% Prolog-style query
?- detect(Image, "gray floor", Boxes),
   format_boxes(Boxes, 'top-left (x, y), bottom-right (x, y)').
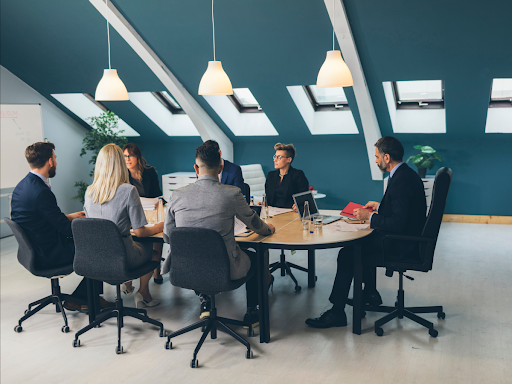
top-left (1, 223), bottom-right (512, 384)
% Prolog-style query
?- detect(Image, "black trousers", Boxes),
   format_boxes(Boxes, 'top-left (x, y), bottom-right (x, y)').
top-left (329, 232), bottom-right (385, 308)
top-left (70, 278), bottom-right (103, 301)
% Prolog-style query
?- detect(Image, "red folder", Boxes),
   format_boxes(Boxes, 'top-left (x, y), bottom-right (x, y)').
top-left (340, 202), bottom-right (373, 218)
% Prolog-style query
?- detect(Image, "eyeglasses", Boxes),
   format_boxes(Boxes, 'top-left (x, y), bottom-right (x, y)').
top-left (273, 155), bottom-right (289, 160)
top-left (124, 155), bottom-right (135, 159)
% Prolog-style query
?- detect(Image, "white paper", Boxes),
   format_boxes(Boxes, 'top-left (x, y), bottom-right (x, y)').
top-left (234, 217), bottom-right (252, 236)
top-left (325, 221), bottom-right (359, 232)
top-left (140, 197), bottom-right (159, 210)
top-left (261, 206), bottom-right (293, 218)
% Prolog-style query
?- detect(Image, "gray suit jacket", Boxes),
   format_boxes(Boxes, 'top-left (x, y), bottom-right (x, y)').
top-left (163, 174), bottom-right (272, 280)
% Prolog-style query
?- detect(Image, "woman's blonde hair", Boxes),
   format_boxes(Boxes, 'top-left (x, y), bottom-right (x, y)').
top-left (87, 144), bottom-right (130, 204)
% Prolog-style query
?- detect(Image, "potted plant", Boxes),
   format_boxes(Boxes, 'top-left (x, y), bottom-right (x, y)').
top-left (72, 111), bottom-right (127, 203)
top-left (405, 145), bottom-right (442, 178)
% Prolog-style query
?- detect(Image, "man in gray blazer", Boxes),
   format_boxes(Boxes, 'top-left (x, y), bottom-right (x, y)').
top-left (164, 142), bottom-right (275, 326)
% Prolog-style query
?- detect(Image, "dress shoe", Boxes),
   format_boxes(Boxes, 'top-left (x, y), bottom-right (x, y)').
top-left (243, 307), bottom-right (259, 329)
top-left (63, 301), bottom-right (88, 313)
top-left (153, 277), bottom-right (163, 285)
top-left (363, 289), bottom-right (383, 306)
top-left (120, 282), bottom-right (134, 295)
top-left (305, 308), bottom-right (347, 328)
top-left (134, 292), bottom-right (160, 309)
top-left (99, 297), bottom-right (115, 309)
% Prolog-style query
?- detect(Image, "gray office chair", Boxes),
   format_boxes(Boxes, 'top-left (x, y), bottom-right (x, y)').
top-left (5, 217), bottom-right (86, 334)
top-left (71, 218), bottom-right (165, 354)
top-left (165, 227), bottom-right (254, 368)
top-left (362, 167), bottom-right (452, 337)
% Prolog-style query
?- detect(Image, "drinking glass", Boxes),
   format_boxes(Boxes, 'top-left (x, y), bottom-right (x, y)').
top-left (313, 214), bottom-right (323, 229)
top-left (145, 209), bottom-right (156, 225)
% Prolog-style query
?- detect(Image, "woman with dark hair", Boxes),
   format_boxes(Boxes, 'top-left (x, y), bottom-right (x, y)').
top-left (123, 143), bottom-right (165, 284)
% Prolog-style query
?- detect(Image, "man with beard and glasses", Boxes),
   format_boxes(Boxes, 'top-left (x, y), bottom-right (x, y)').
top-left (305, 136), bottom-right (427, 328)
top-left (11, 142), bottom-right (112, 312)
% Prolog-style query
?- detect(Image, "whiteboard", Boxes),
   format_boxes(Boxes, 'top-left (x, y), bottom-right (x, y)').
top-left (1, 104), bottom-right (45, 189)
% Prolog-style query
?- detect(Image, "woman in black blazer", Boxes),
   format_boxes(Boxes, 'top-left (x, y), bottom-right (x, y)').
top-left (123, 143), bottom-right (165, 284)
top-left (264, 143), bottom-right (309, 209)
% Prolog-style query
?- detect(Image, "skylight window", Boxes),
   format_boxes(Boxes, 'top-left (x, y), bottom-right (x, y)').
top-left (129, 92), bottom-right (199, 136)
top-left (490, 78), bottom-right (512, 108)
top-left (304, 85), bottom-right (349, 111)
top-left (228, 88), bottom-right (262, 113)
top-left (51, 93), bottom-right (139, 136)
top-left (152, 91), bottom-right (184, 114)
top-left (393, 80), bottom-right (444, 109)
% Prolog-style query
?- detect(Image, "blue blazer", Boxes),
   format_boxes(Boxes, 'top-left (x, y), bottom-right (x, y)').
top-left (221, 160), bottom-right (245, 193)
top-left (11, 173), bottom-right (74, 269)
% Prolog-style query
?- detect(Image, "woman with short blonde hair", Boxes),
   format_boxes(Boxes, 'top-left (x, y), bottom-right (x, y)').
top-left (84, 144), bottom-right (163, 308)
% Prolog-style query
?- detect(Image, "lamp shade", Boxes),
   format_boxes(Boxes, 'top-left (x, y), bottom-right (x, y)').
top-left (198, 61), bottom-right (233, 95)
top-left (95, 69), bottom-right (129, 101)
top-left (316, 50), bottom-right (353, 88)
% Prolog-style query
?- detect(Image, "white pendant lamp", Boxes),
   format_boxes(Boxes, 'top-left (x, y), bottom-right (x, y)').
top-left (316, 0), bottom-right (353, 88)
top-left (198, 0), bottom-right (233, 95)
top-left (95, 0), bottom-right (129, 101)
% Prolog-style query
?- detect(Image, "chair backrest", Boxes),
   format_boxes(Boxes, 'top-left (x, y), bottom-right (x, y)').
top-left (240, 164), bottom-right (265, 202)
top-left (420, 167), bottom-right (452, 267)
top-left (244, 183), bottom-right (251, 204)
top-left (4, 217), bottom-right (37, 273)
top-left (71, 218), bottom-right (130, 282)
top-left (169, 227), bottom-right (233, 292)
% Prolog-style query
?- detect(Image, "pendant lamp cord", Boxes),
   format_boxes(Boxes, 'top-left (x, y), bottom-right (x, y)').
top-left (106, 0), bottom-right (111, 69)
top-left (332, 0), bottom-right (335, 51)
top-left (212, 0), bottom-right (216, 61)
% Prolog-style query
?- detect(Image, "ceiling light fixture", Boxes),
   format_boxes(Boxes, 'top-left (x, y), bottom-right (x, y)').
top-left (198, 0), bottom-right (233, 95)
top-left (316, 0), bottom-right (353, 88)
top-left (95, 0), bottom-right (129, 101)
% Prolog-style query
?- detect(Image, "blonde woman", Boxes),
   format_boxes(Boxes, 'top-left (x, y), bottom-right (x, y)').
top-left (84, 144), bottom-right (163, 308)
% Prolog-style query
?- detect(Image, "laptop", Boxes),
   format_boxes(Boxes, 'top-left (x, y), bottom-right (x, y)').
top-left (292, 191), bottom-right (342, 225)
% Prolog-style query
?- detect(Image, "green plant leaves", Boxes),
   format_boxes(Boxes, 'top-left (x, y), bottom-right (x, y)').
top-left (413, 145), bottom-right (423, 150)
top-left (420, 146), bottom-right (436, 154)
top-left (432, 153), bottom-right (443, 162)
top-left (412, 154), bottom-right (427, 165)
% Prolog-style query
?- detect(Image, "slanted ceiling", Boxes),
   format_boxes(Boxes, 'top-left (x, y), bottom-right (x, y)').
top-left (1, 0), bottom-right (512, 144)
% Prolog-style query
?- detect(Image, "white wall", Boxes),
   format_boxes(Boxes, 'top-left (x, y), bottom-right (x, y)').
top-left (1, 66), bottom-right (91, 236)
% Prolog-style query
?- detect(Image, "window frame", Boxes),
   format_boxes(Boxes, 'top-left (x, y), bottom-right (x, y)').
top-left (83, 93), bottom-right (108, 112)
top-left (303, 85), bottom-right (350, 112)
top-left (227, 90), bottom-right (263, 113)
top-left (489, 80), bottom-right (512, 108)
top-left (392, 81), bottom-right (445, 110)
top-left (152, 92), bottom-right (186, 114)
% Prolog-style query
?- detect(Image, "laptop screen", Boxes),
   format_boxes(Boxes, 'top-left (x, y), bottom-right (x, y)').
top-left (293, 191), bottom-right (319, 220)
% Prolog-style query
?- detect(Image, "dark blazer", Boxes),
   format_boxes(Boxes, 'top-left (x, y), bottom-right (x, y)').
top-left (11, 173), bottom-right (74, 269)
top-left (265, 166), bottom-right (309, 209)
top-left (371, 163), bottom-right (427, 258)
top-left (221, 159), bottom-right (245, 193)
top-left (129, 166), bottom-right (164, 200)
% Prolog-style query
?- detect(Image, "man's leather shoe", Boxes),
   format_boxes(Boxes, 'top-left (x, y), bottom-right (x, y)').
top-left (99, 297), bottom-right (115, 309)
top-left (63, 301), bottom-right (88, 313)
top-left (305, 308), bottom-right (347, 329)
top-left (363, 290), bottom-right (383, 306)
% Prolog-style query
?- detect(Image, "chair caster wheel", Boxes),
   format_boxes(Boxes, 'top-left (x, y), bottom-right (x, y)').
top-left (246, 349), bottom-right (253, 359)
top-left (24, 309), bottom-right (30, 315)
top-left (61, 325), bottom-right (70, 333)
top-left (165, 341), bottom-right (173, 350)
top-left (437, 312), bottom-right (445, 319)
top-left (429, 328), bottom-right (438, 338)
top-left (159, 329), bottom-right (166, 337)
top-left (73, 339), bottom-right (81, 347)
top-left (190, 359), bottom-right (198, 368)
top-left (375, 327), bottom-right (384, 337)
top-left (14, 325), bottom-right (22, 333)
top-left (247, 328), bottom-right (255, 337)
top-left (116, 346), bottom-right (124, 354)
top-left (295, 285), bottom-right (302, 292)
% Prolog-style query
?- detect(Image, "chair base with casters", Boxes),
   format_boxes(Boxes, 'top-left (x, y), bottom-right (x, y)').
top-left (269, 249), bottom-right (317, 292)
top-left (15, 277), bottom-right (86, 334)
top-left (73, 284), bottom-right (165, 354)
top-left (165, 294), bottom-right (253, 368)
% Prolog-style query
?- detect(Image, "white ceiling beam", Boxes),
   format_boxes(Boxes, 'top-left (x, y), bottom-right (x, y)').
top-left (323, 0), bottom-right (382, 180)
top-left (89, 0), bottom-right (233, 161)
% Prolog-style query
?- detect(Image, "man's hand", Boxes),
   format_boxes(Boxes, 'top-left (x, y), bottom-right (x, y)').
top-left (66, 211), bottom-right (86, 221)
top-left (292, 204), bottom-right (298, 213)
top-left (268, 223), bottom-right (276, 233)
top-left (257, 201), bottom-right (263, 206)
top-left (353, 208), bottom-right (371, 221)
top-left (364, 201), bottom-right (379, 211)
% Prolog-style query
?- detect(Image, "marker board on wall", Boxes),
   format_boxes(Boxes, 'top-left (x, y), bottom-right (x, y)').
top-left (1, 104), bottom-right (45, 189)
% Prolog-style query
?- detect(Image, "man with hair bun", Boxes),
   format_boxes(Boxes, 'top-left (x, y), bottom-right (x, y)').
top-left (164, 141), bottom-right (275, 326)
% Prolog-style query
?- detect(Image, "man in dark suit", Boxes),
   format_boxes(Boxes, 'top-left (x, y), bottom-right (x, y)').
top-left (204, 140), bottom-right (245, 193)
top-left (306, 136), bottom-right (427, 328)
top-left (11, 142), bottom-right (111, 311)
